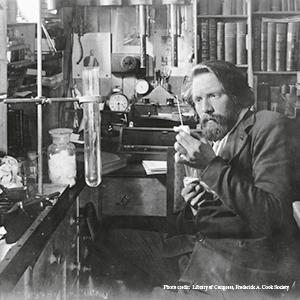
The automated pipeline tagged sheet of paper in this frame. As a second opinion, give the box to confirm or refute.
[72,32,111,79]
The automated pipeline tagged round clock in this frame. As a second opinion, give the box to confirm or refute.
[108,90,129,112]
[135,79,150,95]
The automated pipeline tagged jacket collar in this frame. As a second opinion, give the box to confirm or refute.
[218,109,255,162]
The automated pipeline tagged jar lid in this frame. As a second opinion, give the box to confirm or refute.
[49,128,73,144]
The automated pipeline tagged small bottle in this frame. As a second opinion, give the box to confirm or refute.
[27,151,38,183]
[48,128,76,187]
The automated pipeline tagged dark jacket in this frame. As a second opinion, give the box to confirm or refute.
[176,110,300,285]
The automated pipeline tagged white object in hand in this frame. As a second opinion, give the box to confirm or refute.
[174,125,191,161]
[183,176,199,187]
[173,125,190,134]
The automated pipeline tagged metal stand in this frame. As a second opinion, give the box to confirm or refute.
[3,1,80,194]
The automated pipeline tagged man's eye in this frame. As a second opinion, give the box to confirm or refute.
[194,97,202,103]
[209,93,218,99]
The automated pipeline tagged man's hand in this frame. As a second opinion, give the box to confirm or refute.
[174,130,216,169]
[181,182,206,216]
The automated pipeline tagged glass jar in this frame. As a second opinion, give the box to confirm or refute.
[48,128,76,187]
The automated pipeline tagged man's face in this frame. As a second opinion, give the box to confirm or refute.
[192,72,240,142]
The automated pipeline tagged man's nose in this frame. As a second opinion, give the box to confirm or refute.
[202,98,214,114]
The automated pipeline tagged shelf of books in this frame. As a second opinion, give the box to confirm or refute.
[194,0,300,116]
[251,0,300,115]
[196,0,249,67]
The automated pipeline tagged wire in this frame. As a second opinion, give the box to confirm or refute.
[76,34,83,65]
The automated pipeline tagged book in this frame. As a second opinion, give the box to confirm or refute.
[281,0,288,10]
[209,19,217,60]
[267,22,276,71]
[288,0,295,10]
[286,22,299,71]
[222,0,235,15]
[236,22,247,65]
[200,19,210,62]
[258,0,270,11]
[253,18,261,71]
[198,0,208,14]
[275,23,287,71]
[217,22,225,60]
[142,160,167,175]
[225,22,237,64]
[208,0,222,14]
[271,0,281,10]
[236,0,246,15]
[261,21,268,71]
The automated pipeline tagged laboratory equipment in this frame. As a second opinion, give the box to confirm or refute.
[80,67,102,187]
[48,128,76,187]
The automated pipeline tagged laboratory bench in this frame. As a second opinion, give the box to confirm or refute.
[0,151,178,298]
[0,175,86,297]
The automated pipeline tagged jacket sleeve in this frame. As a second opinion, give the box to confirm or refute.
[199,114,296,236]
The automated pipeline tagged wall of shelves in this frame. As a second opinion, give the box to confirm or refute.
[194,0,300,116]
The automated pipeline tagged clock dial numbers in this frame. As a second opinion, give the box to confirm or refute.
[108,93,129,112]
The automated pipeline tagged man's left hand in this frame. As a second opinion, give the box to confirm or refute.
[174,130,216,169]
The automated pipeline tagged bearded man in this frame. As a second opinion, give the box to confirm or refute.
[92,61,300,297]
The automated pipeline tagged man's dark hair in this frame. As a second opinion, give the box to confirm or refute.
[183,60,254,109]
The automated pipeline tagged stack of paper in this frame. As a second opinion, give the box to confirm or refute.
[142,160,167,175]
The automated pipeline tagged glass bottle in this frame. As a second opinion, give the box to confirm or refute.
[48,128,76,187]
[27,151,38,183]
[81,67,102,187]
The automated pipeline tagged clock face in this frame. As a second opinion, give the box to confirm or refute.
[135,79,150,95]
[108,93,129,112]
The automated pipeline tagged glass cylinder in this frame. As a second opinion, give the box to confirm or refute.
[82,67,102,187]
[48,128,76,187]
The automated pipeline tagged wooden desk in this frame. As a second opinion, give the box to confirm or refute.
[79,160,174,233]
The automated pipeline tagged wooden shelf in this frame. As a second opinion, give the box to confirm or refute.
[252,11,300,16]
[254,71,298,75]
[197,14,247,19]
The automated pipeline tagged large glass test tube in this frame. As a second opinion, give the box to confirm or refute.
[81,67,102,187]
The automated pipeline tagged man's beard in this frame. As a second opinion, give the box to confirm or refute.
[200,113,238,142]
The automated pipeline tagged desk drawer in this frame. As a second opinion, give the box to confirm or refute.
[100,177,166,216]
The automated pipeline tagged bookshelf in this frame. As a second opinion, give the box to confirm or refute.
[194,0,300,116]
[251,0,300,114]
[194,0,252,85]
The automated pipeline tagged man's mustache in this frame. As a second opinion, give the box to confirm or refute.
[201,114,223,124]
